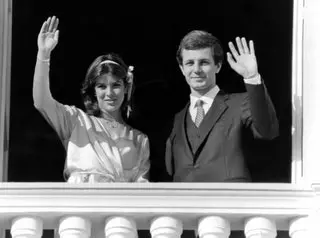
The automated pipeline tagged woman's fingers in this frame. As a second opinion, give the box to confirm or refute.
[40,21,47,34]
[41,16,59,35]
[47,16,58,32]
[48,16,56,32]
[46,17,51,29]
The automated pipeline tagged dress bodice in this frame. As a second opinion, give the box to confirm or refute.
[36,99,150,183]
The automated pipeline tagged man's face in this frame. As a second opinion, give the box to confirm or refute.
[180,47,221,95]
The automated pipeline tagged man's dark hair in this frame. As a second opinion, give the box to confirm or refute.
[176,30,224,66]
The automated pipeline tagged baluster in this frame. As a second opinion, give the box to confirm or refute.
[197,216,230,238]
[11,217,43,238]
[289,216,308,238]
[150,216,183,238]
[59,216,91,238]
[105,216,137,238]
[244,217,277,238]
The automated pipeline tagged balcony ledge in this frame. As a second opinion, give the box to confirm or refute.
[0,182,315,230]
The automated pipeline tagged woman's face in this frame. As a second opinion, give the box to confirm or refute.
[95,73,126,115]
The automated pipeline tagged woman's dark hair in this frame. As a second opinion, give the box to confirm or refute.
[176,30,224,66]
[81,53,133,121]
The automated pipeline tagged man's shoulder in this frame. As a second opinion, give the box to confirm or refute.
[222,90,248,104]
[207,90,248,112]
[167,103,188,135]
[173,103,189,121]
[226,91,247,99]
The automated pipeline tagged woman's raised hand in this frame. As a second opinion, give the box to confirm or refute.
[37,16,59,58]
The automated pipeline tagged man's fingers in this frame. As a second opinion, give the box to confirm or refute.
[241,37,249,54]
[236,37,244,54]
[228,42,239,59]
[249,40,255,55]
[226,52,236,66]
[54,30,59,42]
[53,18,59,32]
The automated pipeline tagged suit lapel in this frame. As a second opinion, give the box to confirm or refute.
[177,103,195,159]
[196,91,229,151]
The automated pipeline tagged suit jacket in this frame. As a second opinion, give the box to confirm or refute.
[165,83,279,182]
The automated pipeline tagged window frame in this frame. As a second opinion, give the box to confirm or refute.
[0,0,12,182]
[0,0,304,184]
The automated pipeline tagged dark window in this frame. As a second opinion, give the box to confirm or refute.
[8,0,293,182]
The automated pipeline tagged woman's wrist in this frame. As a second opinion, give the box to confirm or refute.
[37,50,51,62]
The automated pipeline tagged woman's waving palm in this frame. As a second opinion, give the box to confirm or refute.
[37,16,59,56]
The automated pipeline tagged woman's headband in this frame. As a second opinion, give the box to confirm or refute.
[100,60,134,78]
[100,60,119,66]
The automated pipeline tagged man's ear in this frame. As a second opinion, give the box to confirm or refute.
[216,62,222,74]
[179,64,185,75]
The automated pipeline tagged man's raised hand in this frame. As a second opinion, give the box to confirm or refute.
[227,37,258,79]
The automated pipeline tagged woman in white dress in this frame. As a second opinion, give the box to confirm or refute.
[33,16,150,183]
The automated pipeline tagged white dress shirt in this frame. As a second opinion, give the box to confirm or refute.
[189,86,219,122]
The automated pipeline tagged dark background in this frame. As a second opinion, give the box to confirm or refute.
[8,0,293,182]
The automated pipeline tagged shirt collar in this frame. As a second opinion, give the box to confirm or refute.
[190,85,220,108]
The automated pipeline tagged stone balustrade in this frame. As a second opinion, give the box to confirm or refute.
[0,183,317,238]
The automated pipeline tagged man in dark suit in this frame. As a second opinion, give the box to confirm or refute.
[165,30,279,182]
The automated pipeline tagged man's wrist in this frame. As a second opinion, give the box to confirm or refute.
[244,73,261,85]
[245,73,258,79]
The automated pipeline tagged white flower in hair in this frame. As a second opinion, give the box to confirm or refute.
[127,65,134,95]
[127,66,134,82]
[126,65,134,118]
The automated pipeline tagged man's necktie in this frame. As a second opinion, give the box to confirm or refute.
[195,100,205,127]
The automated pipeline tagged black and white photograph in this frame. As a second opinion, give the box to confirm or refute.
[0,0,319,237]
